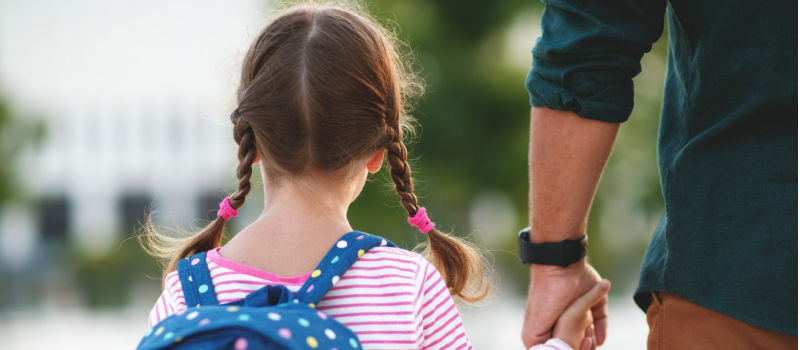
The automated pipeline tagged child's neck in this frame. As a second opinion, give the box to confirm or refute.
[219,175,360,277]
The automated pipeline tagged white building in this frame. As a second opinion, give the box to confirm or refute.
[0,0,268,267]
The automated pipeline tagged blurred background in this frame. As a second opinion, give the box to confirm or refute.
[0,0,668,348]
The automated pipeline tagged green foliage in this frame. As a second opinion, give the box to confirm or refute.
[72,236,161,308]
[0,98,46,209]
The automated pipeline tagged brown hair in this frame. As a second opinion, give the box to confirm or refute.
[142,3,488,302]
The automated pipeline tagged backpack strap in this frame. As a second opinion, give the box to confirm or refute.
[293,231,396,306]
[176,251,220,307]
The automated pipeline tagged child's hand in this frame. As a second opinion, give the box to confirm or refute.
[553,280,610,350]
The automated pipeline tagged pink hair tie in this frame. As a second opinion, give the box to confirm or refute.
[217,197,238,220]
[408,207,435,233]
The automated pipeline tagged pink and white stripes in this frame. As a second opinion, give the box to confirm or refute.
[148,246,471,349]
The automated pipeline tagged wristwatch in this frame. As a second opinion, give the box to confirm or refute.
[518,227,588,267]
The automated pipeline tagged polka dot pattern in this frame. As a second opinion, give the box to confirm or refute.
[140,232,393,350]
[146,305,363,348]
[234,337,249,350]
[306,336,319,348]
[278,328,292,339]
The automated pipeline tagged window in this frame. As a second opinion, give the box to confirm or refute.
[198,192,222,221]
[39,196,70,241]
[119,193,152,235]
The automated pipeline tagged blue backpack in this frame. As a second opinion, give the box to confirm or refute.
[138,231,396,350]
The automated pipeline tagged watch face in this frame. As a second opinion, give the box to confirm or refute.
[519,227,531,241]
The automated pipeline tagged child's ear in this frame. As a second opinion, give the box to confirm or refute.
[366,149,385,173]
[253,152,261,164]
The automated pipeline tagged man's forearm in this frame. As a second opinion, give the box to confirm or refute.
[528,107,619,243]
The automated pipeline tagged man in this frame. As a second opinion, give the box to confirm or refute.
[519,0,796,348]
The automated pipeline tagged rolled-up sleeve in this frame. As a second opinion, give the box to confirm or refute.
[526,0,667,123]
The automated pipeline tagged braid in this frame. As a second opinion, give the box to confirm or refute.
[229,111,257,209]
[384,126,490,303]
[385,127,418,215]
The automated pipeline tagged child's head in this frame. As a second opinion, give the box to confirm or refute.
[145,3,488,302]
[235,4,413,179]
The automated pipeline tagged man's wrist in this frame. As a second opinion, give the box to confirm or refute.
[527,222,586,243]
[529,257,588,278]
[519,227,588,267]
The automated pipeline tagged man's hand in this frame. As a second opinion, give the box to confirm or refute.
[521,260,608,348]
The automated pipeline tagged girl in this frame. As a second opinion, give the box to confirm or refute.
[143,3,607,349]
[144,4,486,348]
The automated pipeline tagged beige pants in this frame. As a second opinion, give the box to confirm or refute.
[646,292,796,349]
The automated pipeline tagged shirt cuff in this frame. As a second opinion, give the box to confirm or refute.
[528,338,573,350]
[525,66,634,123]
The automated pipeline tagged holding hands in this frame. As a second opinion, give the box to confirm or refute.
[552,278,611,350]
[522,261,610,350]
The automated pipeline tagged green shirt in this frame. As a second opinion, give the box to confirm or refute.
[525,0,796,335]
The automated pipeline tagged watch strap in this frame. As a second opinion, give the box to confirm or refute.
[518,228,588,267]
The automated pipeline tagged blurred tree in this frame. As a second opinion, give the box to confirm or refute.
[0,96,47,310]
[73,237,161,308]
[351,0,537,250]
[0,98,45,209]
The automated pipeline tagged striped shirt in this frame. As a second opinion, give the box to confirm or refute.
[148,246,471,349]
[529,339,572,350]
